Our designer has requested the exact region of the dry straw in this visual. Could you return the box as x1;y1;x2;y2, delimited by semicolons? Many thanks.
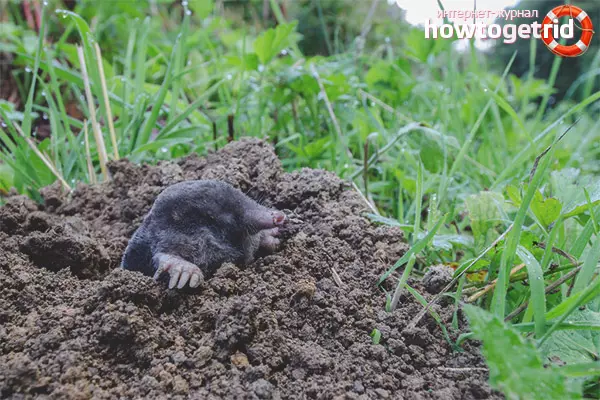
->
12;122;72;191
94;43;119;160
77;45;109;181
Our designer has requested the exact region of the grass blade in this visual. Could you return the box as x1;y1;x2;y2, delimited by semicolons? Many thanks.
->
378;214;447;285
539;279;600;346
439;51;517;203
493;91;600;187
21;2;47;136
515;246;546;338
572;239;600;295
156;79;224;139
389;254;416;312
135;33;182;148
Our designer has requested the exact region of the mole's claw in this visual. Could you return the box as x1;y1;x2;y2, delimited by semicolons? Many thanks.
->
178;270;191;289
168;265;182;289
153;253;204;290
189;273;201;288
153;264;167;281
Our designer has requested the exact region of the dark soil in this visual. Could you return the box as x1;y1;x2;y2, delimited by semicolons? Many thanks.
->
0;139;497;399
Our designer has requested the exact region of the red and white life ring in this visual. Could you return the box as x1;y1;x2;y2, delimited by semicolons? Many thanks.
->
541;5;594;57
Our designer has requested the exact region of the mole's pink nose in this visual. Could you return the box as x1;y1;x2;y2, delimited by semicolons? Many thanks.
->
273;211;286;226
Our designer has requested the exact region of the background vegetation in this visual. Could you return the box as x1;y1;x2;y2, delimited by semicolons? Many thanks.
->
0;0;599;398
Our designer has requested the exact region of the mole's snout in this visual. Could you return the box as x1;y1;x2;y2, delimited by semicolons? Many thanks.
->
273;211;286;226
247;207;286;230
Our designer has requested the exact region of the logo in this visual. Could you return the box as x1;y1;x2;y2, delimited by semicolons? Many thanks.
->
541;5;594;57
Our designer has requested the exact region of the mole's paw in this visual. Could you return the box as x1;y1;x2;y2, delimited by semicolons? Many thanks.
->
152;253;204;289
260;227;281;251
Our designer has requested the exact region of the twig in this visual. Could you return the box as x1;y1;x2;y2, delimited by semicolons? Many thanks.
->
94;43;119;160
437;367;489;373
227;114;234;143
466;264;525;303
12;123;72;191
322;251;344;288
331;267;344;288
83;121;96;184
533;241;578;267
77;46;109;181
505;265;583;322
405;224;513;331
309;64;352;159
212;120;218;151
363;138;370;196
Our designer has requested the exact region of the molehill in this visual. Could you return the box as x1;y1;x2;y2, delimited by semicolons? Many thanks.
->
0;139;497;399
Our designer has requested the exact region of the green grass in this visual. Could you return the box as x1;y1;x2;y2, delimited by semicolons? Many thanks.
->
1;1;599;398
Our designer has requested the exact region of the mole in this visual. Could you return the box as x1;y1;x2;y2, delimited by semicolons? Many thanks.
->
121;180;286;289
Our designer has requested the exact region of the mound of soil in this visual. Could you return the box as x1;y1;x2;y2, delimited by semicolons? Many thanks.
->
0;139;496;399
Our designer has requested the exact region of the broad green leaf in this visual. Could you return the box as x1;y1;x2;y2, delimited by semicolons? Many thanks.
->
289;72;319;97
189;0;214;19
530;191;562;228
254;22;298;65
0;163;14;193
552;169;600;218
465;191;505;248
365;61;393;87
420;140;444;174
506;185;522;206
22;31;37;55
540;308;600;365
546;283;600;321
464;305;583;400
322;73;350;102
431;234;474;251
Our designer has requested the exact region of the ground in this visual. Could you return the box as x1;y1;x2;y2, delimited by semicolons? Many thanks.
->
0;139;498;399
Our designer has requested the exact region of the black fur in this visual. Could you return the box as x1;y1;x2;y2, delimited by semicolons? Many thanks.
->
121;180;278;277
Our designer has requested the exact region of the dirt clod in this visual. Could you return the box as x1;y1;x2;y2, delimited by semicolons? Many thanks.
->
422;264;456;294
0;138;497;399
